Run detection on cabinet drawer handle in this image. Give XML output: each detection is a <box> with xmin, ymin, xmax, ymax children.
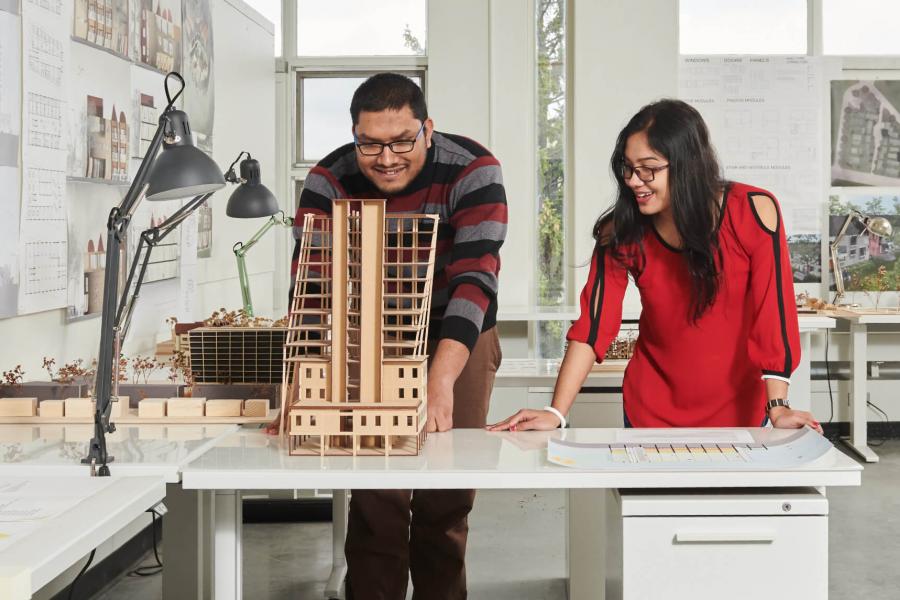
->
<box><xmin>674</xmin><ymin>531</ymin><xmax>775</xmax><ymax>544</ymax></box>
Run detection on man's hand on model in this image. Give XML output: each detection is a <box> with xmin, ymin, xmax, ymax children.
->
<box><xmin>425</xmin><ymin>338</ymin><xmax>470</xmax><ymax>433</ymax></box>
<box><xmin>426</xmin><ymin>376</ymin><xmax>454</xmax><ymax>433</ymax></box>
<box><xmin>769</xmin><ymin>406</ymin><xmax>823</xmax><ymax>435</ymax></box>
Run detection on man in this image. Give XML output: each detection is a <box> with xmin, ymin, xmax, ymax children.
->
<box><xmin>290</xmin><ymin>73</ymin><xmax>507</xmax><ymax>599</ymax></box>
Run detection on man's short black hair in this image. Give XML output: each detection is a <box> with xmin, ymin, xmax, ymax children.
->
<box><xmin>350</xmin><ymin>73</ymin><xmax>428</xmax><ymax>125</ymax></box>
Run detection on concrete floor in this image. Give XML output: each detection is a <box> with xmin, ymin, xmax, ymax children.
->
<box><xmin>94</xmin><ymin>440</ymin><xmax>900</xmax><ymax>600</ymax></box>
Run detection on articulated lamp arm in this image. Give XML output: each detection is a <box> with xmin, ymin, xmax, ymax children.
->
<box><xmin>233</xmin><ymin>211</ymin><xmax>294</xmax><ymax>316</ymax></box>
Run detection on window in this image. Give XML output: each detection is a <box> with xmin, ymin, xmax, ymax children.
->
<box><xmin>310</xmin><ymin>415</ymin><xmax>317</xmax><ymax>426</ymax></box>
<box><xmin>361</xmin><ymin>415</ymin><xmax>367</xmax><ymax>426</ymax></box>
<box><xmin>297</xmin><ymin>0</ymin><xmax>426</xmax><ymax>56</ymax></box>
<box><xmin>823</xmin><ymin>0</ymin><xmax>900</xmax><ymax>55</ymax></box>
<box><xmin>296</xmin><ymin>73</ymin><xmax>424</xmax><ymax>163</ymax></box>
<box><xmin>407</xmin><ymin>415</ymin><xmax>413</xmax><ymax>426</ymax></box>
<box><xmin>679</xmin><ymin>0</ymin><xmax>806</xmax><ymax>55</ymax></box>
<box><xmin>536</xmin><ymin>0</ymin><xmax>568</xmax><ymax>358</ymax></box>
<box><xmin>376</xmin><ymin>415</ymin><xmax>381</xmax><ymax>426</ymax></box>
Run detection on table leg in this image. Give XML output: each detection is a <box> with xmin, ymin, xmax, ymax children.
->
<box><xmin>163</xmin><ymin>484</ymin><xmax>213</xmax><ymax>600</ymax></box>
<box><xmin>213</xmin><ymin>490</ymin><xmax>242</xmax><ymax>600</ymax></box>
<box><xmin>567</xmin><ymin>488</ymin><xmax>610</xmax><ymax>600</ymax></box>
<box><xmin>848</xmin><ymin>322</ymin><xmax>879</xmax><ymax>463</ymax></box>
<box><xmin>325</xmin><ymin>490</ymin><xmax>349</xmax><ymax>600</ymax></box>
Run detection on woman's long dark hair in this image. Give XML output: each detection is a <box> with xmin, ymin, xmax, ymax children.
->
<box><xmin>594</xmin><ymin>99</ymin><xmax>725</xmax><ymax>322</ymax></box>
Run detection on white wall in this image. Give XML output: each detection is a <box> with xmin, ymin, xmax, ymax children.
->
<box><xmin>0</xmin><ymin>0</ymin><xmax>276</xmax><ymax>379</ymax></box>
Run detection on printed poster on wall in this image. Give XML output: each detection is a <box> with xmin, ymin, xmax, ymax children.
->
<box><xmin>20</xmin><ymin>0</ymin><xmax>70</xmax><ymax>314</ymax></box>
<box><xmin>679</xmin><ymin>55</ymin><xmax>824</xmax><ymax>283</ymax></box>
<box><xmin>831</xmin><ymin>80</ymin><xmax>900</xmax><ymax>187</ymax></box>
<box><xmin>0</xmin><ymin>7</ymin><xmax>20</xmax><ymax>317</ymax></box>
<box><xmin>182</xmin><ymin>0</ymin><xmax>214</xmax><ymax>152</ymax></box>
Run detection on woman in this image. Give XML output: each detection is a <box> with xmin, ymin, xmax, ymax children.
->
<box><xmin>488</xmin><ymin>99</ymin><xmax>821</xmax><ymax>433</ymax></box>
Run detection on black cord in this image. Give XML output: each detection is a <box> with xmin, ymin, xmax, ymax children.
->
<box><xmin>67</xmin><ymin>549</ymin><xmax>96</xmax><ymax>600</ymax></box>
<box><xmin>128</xmin><ymin>510</ymin><xmax>163</xmax><ymax>577</ymax></box>
<box><xmin>866</xmin><ymin>399</ymin><xmax>889</xmax><ymax>447</ymax></box>
<box><xmin>825</xmin><ymin>329</ymin><xmax>835</xmax><ymax>425</ymax></box>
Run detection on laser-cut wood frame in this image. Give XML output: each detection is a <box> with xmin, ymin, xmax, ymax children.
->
<box><xmin>283</xmin><ymin>200</ymin><xmax>439</xmax><ymax>455</ymax></box>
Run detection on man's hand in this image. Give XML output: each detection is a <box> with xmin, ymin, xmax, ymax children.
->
<box><xmin>426</xmin><ymin>377</ymin><xmax>454</xmax><ymax>433</ymax></box>
<box><xmin>424</xmin><ymin>339</ymin><xmax>470</xmax><ymax>433</ymax></box>
<box><xmin>264</xmin><ymin>412</ymin><xmax>281</xmax><ymax>436</ymax></box>
<box><xmin>769</xmin><ymin>406</ymin><xmax>823</xmax><ymax>435</ymax></box>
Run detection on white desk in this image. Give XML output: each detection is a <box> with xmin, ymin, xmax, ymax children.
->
<box><xmin>0</xmin><ymin>423</ymin><xmax>240</xmax><ymax>599</ymax></box>
<box><xmin>0</xmin><ymin>475</ymin><xmax>165</xmax><ymax>600</ymax></box>
<box><xmin>182</xmin><ymin>427</ymin><xmax>860</xmax><ymax>600</ymax></box>
<box><xmin>827</xmin><ymin>310</ymin><xmax>900</xmax><ymax>463</ymax></box>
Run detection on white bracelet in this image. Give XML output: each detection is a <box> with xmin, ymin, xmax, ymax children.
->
<box><xmin>543</xmin><ymin>406</ymin><xmax>567</xmax><ymax>429</ymax></box>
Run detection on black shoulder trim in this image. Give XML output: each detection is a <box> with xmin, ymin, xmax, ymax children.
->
<box><xmin>586</xmin><ymin>247</ymin><xmax>606</xmax><ymax>348</ymax></box>
<box><xmin>747</xmin><ymin>192</ymin><xmax>780</xmax><ymax>235</ymax></box>
<box><xmin>770</xmin><ymin>229</ymin><xmax>792</xmax><ymax>376</ymax></box>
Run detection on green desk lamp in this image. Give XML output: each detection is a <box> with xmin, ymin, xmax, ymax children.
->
<box><xmin>224</xmin><ymin>152</ymin><xmax>293</xmax><ymax>316</ymax></box>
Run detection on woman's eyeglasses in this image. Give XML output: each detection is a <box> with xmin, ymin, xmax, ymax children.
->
<box><xmin>621</xmin><ymin>163</ymin><xmax>669</xmax><ymax>182</ymax></box>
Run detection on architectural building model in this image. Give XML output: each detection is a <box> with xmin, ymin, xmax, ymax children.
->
<box><xmin>282</xmin><ymin>200</ymin><xmax>438</xmax><ymax>456</ymax></box>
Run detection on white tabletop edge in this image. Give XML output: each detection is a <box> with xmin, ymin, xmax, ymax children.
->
<box><xmin>0</xmin><ymin>476</ymin><xmax>165</xmax><ymax>593</ymax></box>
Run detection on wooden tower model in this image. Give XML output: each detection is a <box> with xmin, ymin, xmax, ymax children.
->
<box><xmin>282</xmin><ymin>200</ymin><xmax>438</xmax><ymax>455</ymax></box>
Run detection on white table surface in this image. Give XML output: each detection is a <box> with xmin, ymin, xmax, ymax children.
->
<box><xmin>0</xmin><ymin>424</ymin><xmax>239</xmax><ymax>483</ymax></box>
<box><xmin>0</xmin><ymin>475</ymin><xmax>165</xmax><ymax>598</ymax></box>
<box><xmin>181</xmin><ymin>427</ymin><xmax>861</xmax><ymax>491</ymax></box>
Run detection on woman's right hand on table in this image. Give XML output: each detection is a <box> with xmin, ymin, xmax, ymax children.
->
<box><xmin>486</xmin><ymin>408</ymin><xmax>562</xmax><ymax>431</ymax></box>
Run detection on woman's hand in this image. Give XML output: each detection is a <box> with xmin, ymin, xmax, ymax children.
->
<box><xmin>486</xmin><ymin>408</ymin><xmax>562</xmax><ymax>432</ymax></box>
<box><xmin>769</xmin><ymin>406</ymin><xmax>823</xmax><ymax>435</ymax></box>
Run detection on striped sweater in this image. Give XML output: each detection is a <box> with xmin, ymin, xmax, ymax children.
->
<box><xmin>290</xmin><ymin>131</ymin><xmax>508</xmax><ymax>352</ymax></box>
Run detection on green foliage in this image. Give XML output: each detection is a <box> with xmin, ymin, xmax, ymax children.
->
<box><xmin>536</xmin><ymin>0</ymin><xmax>567</xmax><ymax>357</ymax></box>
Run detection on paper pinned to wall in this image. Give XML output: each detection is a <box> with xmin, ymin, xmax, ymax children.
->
<box><xmin>18</xmin><ymin>0</ymin><xmax>70</xmax><ymax>314</ymax></box>
<box><xmin>0</xmin><ymin>10</ymin><xmax>21</xmax><ymax>318</ymax></box>
<box><xmin>679</xmin><ymin>56</ymin><xmax>824</xmax><ymax>236</ymax></box>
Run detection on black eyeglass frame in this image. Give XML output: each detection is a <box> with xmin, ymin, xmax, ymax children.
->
<box><xmin>353</xmin><ymin>122</ymin><xmax>426</xmax><ymax>156</ymax></box>
<box><xmin>620</xmin><ymin>163</ymin><xmax>669</xmax><ymax>183</ymax></box>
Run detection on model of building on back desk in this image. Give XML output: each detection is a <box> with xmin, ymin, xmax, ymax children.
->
<box><xmin>282</xmin><ymin>200</ymin><xmax>439</xmax><ymax>456</ymax></box>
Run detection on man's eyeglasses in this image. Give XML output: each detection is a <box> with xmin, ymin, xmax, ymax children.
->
<box><xmin>621</xmin><ymin>163</ymin><xmax>669</xmax><ymax>183</ymax></box>
<box><xmin>354</xmin><ymin>122</ymin><xmax>426</xmax><ymax>156</ymax></box>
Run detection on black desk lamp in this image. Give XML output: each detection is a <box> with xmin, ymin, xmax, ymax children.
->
<box><xmin>84</xmin><ymin>72</ymin><xmax>225</xmax><ymax>476</ymax></box>
<box><xmin>225</xmin><ymin>152</ymin><xmax>292</xmax><ymax>316</ymax></box>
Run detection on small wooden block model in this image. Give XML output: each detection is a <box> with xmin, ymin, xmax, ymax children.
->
<box><xmin>242</xmin><ymin>398</ymin><xmax>269</xmax><ymax>417</ymax></box>
<box><xmin>166</xmin><ymin>397</ymin><xmax>206</xmax><ymax>418</ymax></box>
<box><xmin>38</xmin><ymin>399</ymin><xmax>64</xmax><ymax>417</ymax></box>
<box><xmin>64</xmin><ymin>397</ymin><xmax>94</xmax><ymax>418</ymax></box>
<box><xmin>0</xmin><ymin>397</ymin><xmax>38</xmax><ymax>417</ymax></box>
<box><xmin>110</xmin><ymin>395</ymin><xmax>129</xmax><ymax>418</ymax></box>
<box><xmin>205</xmin><ymin>399</ymin><xmax>243</xmax><ymax>417</ymax></box>
<box><xmin>282</xmin><ymin>201</ymin><xmax>438</xmax><ymax>456</ymax></box>
<box><xmin>138</xmin><ymin>398</ymin><xmax>167</xmax><ymax>418</ymax></box>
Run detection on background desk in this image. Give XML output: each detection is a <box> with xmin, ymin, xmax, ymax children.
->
<box><xmin>182</xmin><ymin>427</ymin><xmax>860</xmax><ymax>600</ymax></box>
<box><xmin>0</xmin><ymin>423</ymin><xmax>238</xmax><ymax>599</ymax></box>
<box><xmin>826</xmin><ymin>310</ymin><xmax>900</xmax><ymax>463</ymax></box>
<box><xmin>0</xmin><ymin>475</ymin><xmax>164</xmax><ymax>600</ymax></box>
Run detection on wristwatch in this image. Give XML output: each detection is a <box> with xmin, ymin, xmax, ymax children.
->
<box><xmin>766</xmin><ymin>398</ymin><xmax>790</xmax><ymax>413</ymax></box>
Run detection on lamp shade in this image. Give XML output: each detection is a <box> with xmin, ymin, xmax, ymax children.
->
<box><xmin>146</xmin><ymin>110</ymin><xmax>225</xmax><ymax>201</ymax></box>
<box><xmin>226</xmin><ymin>157</ymin><xmax>279</xmax><ymax>218</ymax></box>
<box><xmin>864</xmin><ymin>216</ymin><xmax>893</xmax><ymax>238</ymax></box>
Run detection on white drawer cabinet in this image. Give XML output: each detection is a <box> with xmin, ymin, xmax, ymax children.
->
<box><xmin>569</xmin><ymin>488</ymin><xmax>829</xmax><ymax>600</ymax></box>
<box><xmin>613</xmin><ymin>489</ymin><xmax>828</xmax><ymax>600</ymax></box>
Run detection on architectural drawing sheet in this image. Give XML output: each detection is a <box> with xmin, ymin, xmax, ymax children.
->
<box><xmin>679</xmin><ymin>56</ymin><xmax>824</xmax><ymax>236</ymax></box>
<box><xmin>831</xmin><ymin>80</ymin><xmax>900</xmax><ymax>186</ymax></box>
<box><xmin>0</xmin><ymin>9</ymin><xmax>21</xmax><ymax>318</ymax></box>
<box><xmin>19</xmin><ymin>0</ymin><xmax>69</xmax><ymax>314</ymax></box>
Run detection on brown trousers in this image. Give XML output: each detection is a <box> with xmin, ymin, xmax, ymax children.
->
<box><xmin>345</xmin><ymin>327</ymin><xmax>502</xmax><ymax>600</ymax></box>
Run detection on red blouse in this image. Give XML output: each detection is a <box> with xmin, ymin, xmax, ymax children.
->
<box><xmin>566</xmin><ymin>182</ymin><xmax>800</xmax><ymax>428</ymax></box>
